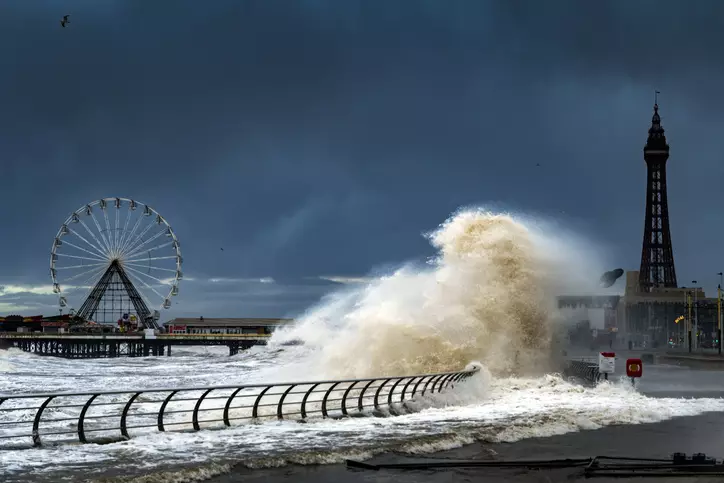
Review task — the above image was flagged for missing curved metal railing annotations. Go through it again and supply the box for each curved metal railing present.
[0,367,478,449]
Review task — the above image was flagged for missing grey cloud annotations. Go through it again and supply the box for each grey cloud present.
[1,0,723,317]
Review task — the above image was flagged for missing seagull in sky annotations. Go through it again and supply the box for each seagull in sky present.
[60,15,70,28]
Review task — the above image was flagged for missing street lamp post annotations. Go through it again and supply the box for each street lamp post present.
[692,280,699,351]
[687,290,693,353]
[718,273,723,356]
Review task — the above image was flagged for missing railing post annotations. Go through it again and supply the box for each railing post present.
[192,389,214,431]
[32,396,56,447]
[340,381,359,416]
[321,382,341,418]
[373,378,393,410]
[400,376,419,402]
[252,386,273,418]
[78,394,99,443]
[158,390,179,432]
[450,371,468,388]
[441,373,456,391]
[223,388,244,426]
[276,385,297,420]
[411,375,430,398]
[386,378,405,407]
[434,374,452,393]
[445,372,459,389]
[357,380,376,412]
[421,374,443,396]
[429,374,442,393]
[121,392,142,439]
[301,383,320,419]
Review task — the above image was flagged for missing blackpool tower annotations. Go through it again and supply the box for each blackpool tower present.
[638,99,677,291]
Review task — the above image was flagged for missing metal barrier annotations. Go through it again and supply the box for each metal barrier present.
[563,360,601,384]
[0,367,478,449]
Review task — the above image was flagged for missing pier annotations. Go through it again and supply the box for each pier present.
[0,333,269,358]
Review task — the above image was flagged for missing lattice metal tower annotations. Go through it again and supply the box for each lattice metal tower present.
[75,260,157,328]
[638,100,677,291]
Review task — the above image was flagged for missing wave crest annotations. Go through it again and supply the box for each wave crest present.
[273,209,607,378]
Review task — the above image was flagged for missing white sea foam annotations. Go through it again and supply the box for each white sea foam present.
[3,368,724,481]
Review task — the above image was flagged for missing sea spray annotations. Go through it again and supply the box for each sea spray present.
[272,208,609,379]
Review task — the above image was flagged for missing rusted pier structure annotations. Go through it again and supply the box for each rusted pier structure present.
[0,333,267,358]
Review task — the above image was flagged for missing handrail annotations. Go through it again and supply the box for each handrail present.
[0,367,478,449]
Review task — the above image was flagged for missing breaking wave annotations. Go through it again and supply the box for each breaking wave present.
[272,208,609,378]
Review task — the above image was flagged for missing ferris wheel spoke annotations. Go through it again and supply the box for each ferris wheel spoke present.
[123,229,168,260]
[64,264,111,283]
[55,262,108,270]
[118,212,145,255]
[123,264,175,286]
[121,220,157,258]
[124,241,176,261]
[59,240,107,261]
[125,215,158,251]
[89,210,113,255]
[122,217,164,258]
[124,254,178,263]
[67,226,109,259]
[64,265,109,302]
[125,269,168,302]
[76,217,111,257]
[113,205,121,256]
[54,252,107,263]
[122,262,178,273]
[102,207,116,255]
[117,206,132,255]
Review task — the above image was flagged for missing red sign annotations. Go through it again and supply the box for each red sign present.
[600,352,615,358]
[626,358,643,378]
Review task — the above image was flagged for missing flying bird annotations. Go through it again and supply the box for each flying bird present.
[599,268,624,288]
[60,15,70,28]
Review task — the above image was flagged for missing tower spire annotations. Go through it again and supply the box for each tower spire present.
[646,92,667,151]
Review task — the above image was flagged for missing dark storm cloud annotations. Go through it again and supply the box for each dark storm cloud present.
[1,1,723,317]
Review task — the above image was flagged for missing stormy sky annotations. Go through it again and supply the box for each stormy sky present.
[1,0,723,319]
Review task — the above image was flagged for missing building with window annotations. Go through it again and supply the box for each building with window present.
[163,317,293,335]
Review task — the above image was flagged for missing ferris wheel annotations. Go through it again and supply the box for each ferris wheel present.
[50,198,182,326]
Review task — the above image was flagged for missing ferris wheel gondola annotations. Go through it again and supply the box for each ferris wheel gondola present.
[50,198,182,326]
